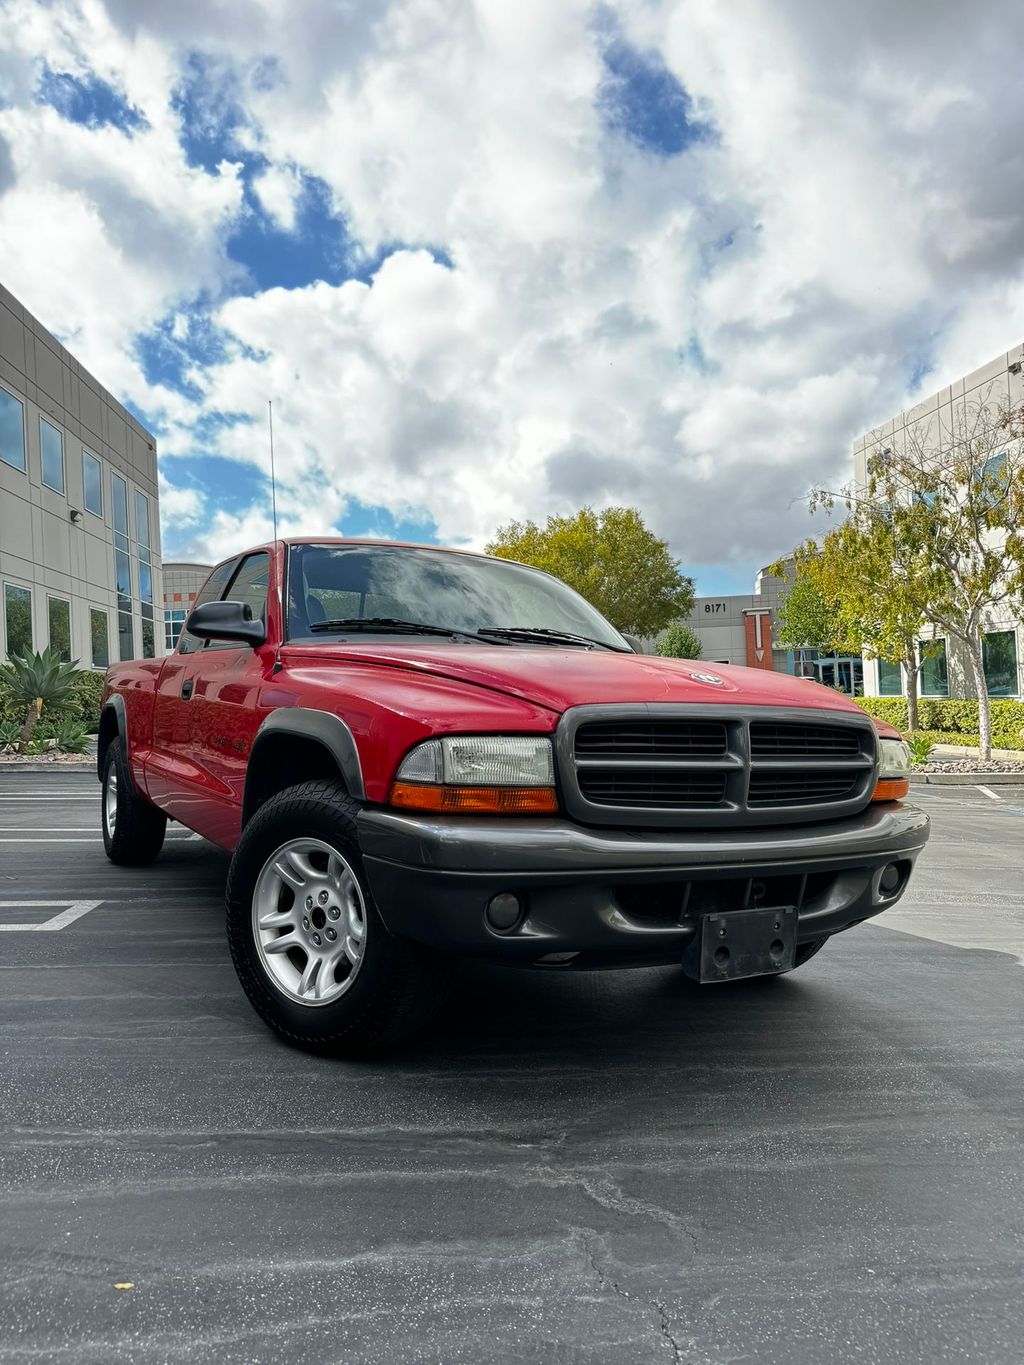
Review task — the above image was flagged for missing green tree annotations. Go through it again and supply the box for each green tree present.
[0,648,81,748]
[774,532,931,733]
[772,569,846,655]
[655,623,703,660]
[817,391,1024,759]
[486,506,694,637]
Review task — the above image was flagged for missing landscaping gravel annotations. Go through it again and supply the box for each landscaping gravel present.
[912,758,1024,775]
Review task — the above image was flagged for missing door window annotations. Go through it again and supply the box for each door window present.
[177,559,239,654]
[225,552,270,624]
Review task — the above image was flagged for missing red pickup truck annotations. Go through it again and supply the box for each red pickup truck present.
[99,539,928,1055]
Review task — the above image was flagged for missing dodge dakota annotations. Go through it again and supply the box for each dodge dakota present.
[99,539,928,1054]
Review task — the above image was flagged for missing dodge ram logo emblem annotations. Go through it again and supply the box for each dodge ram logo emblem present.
[689,671,725,686]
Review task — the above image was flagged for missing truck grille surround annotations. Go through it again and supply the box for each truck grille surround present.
[557,705,879,829]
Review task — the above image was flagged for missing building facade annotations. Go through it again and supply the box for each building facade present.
[679,562,865,693]
[854,344,1024,701]
[163,562,212,652]
[0,282,161,669]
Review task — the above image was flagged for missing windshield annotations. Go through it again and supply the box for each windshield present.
[286,544,629,650]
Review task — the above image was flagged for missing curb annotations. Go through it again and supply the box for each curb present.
[911,771,1024,786]
[0,762,95,774]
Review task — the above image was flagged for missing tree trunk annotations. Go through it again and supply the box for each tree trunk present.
[964,634,992,762]
[903,640,920,733]
[18,698,41,749]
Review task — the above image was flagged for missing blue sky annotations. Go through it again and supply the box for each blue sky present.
[3,0,1019,595]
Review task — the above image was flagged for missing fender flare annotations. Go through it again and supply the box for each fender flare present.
[97,694,128,782]
[244,708,366,822]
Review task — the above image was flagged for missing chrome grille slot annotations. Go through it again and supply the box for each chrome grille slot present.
[559,705,878,829]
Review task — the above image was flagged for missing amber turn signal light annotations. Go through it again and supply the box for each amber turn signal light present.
[871,778,910,802]
[391,782,558,814]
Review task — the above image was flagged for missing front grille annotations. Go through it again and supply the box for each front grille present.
[563,706,877,829]
[750,721,861,759]
[575,720,727,759]
[748,770,861,806]
[579,768,727,808]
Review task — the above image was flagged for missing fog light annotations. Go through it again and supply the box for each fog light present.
[485,892,522,932]
[879,863,902,895]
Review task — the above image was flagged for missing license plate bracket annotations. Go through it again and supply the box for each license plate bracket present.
[696,905,798,983]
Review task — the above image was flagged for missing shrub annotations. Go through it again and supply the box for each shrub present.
[852,697,1024,751]
[655,623,703,660]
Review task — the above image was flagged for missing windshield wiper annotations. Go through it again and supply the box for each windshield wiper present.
[475,626,629,652]
[308,616,474,638]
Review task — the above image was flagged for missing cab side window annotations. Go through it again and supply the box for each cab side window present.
[225,552,270,626]
[177,560,239,655]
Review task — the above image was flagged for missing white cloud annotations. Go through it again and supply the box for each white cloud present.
[4,0,1024,577]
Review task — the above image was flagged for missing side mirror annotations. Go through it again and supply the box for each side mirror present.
[187,600,266,647]
[621,633,645,654]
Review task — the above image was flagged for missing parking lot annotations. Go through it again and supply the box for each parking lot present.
[1,769,1022,1365]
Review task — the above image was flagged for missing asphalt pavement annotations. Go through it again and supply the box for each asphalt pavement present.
[0,769,1022,1364]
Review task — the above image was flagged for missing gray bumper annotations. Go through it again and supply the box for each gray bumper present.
[358,803,930,966]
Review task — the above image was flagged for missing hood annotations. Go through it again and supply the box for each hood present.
[281,641,868,717]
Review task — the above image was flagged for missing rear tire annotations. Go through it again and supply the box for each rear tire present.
[101,738,167,865]
[226,780,446,1057]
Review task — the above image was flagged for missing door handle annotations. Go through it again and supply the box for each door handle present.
[181,678,194,700]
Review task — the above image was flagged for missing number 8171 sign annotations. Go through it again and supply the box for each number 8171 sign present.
[703,602,727,614]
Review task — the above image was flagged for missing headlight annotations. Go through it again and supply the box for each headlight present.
[873,737,911,801]
[392,736,557,814]
[878,738,910,779]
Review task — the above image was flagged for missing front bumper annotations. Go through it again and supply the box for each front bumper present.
[357,802,930,967]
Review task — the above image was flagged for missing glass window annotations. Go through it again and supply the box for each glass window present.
[878,658,903,696]
[0,384,26,472]
[135,490,150,549]
[164,610,188,651]
[139,558,153,605]
[178,559,239,654]
[983,630,1018,697]
[83,450,102,516]
[226,552,270,624]
[90,608,109,669]
[47,596,71,662]
[4,584,32,658]
[118,610,134,661]
[286,544,629,649]
[40,418,65,493]
[141,609,155,659]
[114,546,132,598]
[110,472,129,537]
[919,640,949,696]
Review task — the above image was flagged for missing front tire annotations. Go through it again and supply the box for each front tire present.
[101,738,167,865]
[226,780,445,1056]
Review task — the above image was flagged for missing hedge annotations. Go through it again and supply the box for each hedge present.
[852,696,1024,751]
[0,669,106,734]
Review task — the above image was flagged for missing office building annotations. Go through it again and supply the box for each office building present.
[854,345,1023,700]
[0,282,161,669]
[163,561,212,652]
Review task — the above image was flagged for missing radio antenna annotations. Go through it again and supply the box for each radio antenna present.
[267,399,279,542]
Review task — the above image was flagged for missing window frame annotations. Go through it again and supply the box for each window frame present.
[0,381,27,474]
[39,416,65,494]
[46,594,72,663]
[89,607,110,670]
[917,638,950,697]
[82,449,103,517]
[982,628,1019,698]
[4,582,33,659]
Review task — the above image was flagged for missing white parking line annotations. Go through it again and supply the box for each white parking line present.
[976,785,1003,801]
[0,900,102,931]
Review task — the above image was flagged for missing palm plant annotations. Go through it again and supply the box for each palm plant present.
[0,649,81,748]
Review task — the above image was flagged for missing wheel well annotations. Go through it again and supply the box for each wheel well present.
[244,734,348,825]
[97,705,120,777]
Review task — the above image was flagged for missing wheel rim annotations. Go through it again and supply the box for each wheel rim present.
[104,768,118,838]
[252,837,367,1007]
